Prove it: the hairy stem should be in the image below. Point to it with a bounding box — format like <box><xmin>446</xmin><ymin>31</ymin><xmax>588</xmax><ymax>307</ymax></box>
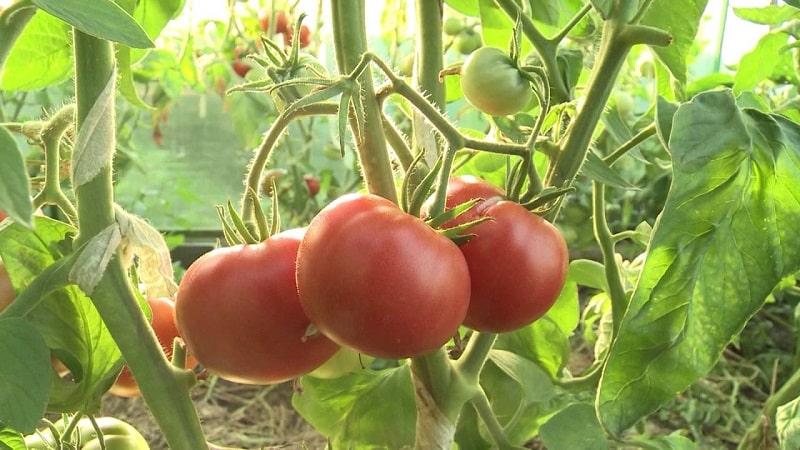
<box><xmin>72</xmin><ymin>31</ymin><xmax>206</xmax><ymax>449</ymax></box>
<box><xmin>591</xmin><ymin>181</ymin><xmax>627</xmax><ymax>336</ymax></box>
<box><xmin>331</xmin><ymin>0</ymin><xmax>397</xmax><ymax>201</ymax></box>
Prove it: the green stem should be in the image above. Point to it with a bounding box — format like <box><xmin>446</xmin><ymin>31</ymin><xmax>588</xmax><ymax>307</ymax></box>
<box><xmin>740</xmin><ymin>367</ymin><xmax>800</xmax><ymax>449</ymax></box>
<box><xmin>470</xmin><ymin>388</ymin><xmax>524</xmax><ymax>450</ymax></box>
<box><xmin>591</xmin><ymin>181</ymin><xmax>627</xmax><ymax>336</ymax></box>
<box><xmin>241</xmin><ymin>102</ymin><xmax>338</xmax><ymax>222</ymax></box>
<box><xmin>71</xmin><ymin>31</ymin><xmax>206</xmax><ymax>450</ymax></box>
<box><xmin>551</xmin><ymin>2</ymin><xmax>594</xmax><ymax>44</ymax></box>
<box><xmin>453</xmin><ymin>332</ymin><xmax>497</xmax><ymax>384</ymax></box>
<box><xmin>331</xmin><ymin>0</ymin><xmax>397</xmax><ymax>202</ymax></box>
<box><xmin>603</xmin><ymin>123</ymin><xmax>657</xmax><ymax>166</ymax></box>
<box><xmin>34</xmin><ymin>105</ymin><xmax>78</xmax><ymax>222</ymax></box>
<box><xmin>414</xmin><ymin>0</ymin><xmax>445</xmax><ymax>111</ymax></box>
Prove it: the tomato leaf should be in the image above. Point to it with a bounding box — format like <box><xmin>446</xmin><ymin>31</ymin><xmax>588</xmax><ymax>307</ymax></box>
<box><xmin>72</xmin><ymin>74</ymin><xmax>115</xmax><ymax>187</ymax></box>
<box><xmin>495</xmin><ymin>316</ymin><xmax>571</xmax><ymax>379</ymax></box>
<box><xmin>580</xmin><ymin>151</ymin><xmax>639</xmax><ymax>189</ymax></box>
<box><xmin>597</xmin><ymin>90</ymin><xmax>800</xmax><ymax>436</ymax></box>
<box><xmin>0</xmin><ymin>127</ymin><xmax>33</xmax><ymax>228</ymax></box>
<box><xmin>0</xmin><ymin>426</ymin><xmax>25</xmax><ymax>450</ymax></box>
<box><xmin>539</xmin><ymin>403</ymin><xmax>608</xmax><ymax>450</ymax></box>
<box><xmin>0</xmin><ymin>10</ymin><xmax>72</xmax><ymax>90</ymax></box>
<box><xmin>444</xmin><ymin>0</ymin><xmax>479</xmax><ymax>17</ymax></box>
<box><xmin>734</xmin><ymin>5</ymin><xmax>800</xmax><ymax>25</ymax></box>
<box><xmin>655</xmin><ymin>96</ymin><xmax>678</xmax><ymax>150</ymax></box>
<box><xmin>477</xmin><ymin>352</ymin><xmax>555</xmax><ymax>444</ymax></box>
<box><xmin>293</xmin><ymin>366</ymin><xmax>416</xmax><ymax>449</ymax></box>
<box><xmin>733</xmin><ymin>32</ymin><xmax>789</xmax><ymax>94</ymax></box>
<box><xmin>0</xmin><ymin>318</ymin><xmax>51</xmax><ymax>433</ymax></box>
<box><xmin>777</xmin><ymin>396</ymin><xmax>800</xmax><ymax>449</ymax></box>
<box><xmin>32</xmin><ymin>0</ymin><xmax>153</xmax><ymax>48</ymax></box>
<box><xmin>640</xmin><ymin>0</ymin><xmax>707</xmax><ymax>91</ymax></box>
<box><xmin>0</xmin><ymin>218</ymin><xmax>122</xmax><ymax>413</ymax></box>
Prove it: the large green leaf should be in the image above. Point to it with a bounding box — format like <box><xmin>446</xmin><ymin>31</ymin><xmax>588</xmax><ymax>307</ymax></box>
<box><xmin>0</xmin><ymin>217</ymin><xmax>122</xmax><ymax>413</ymax></box>
<box><xmin>293</xmin><ymin>366</ymin><xmax>416</xmax><ymax>449</ymax></box>
<box><xmin>0</xmin><ymin>10</ymin><xmax>72</xmax><ymax>90</ymax></box>
<box><xmin>0</xmin><ymin>426</ymin><xmax>25</xmax><ymax>450</ymax></box>
<box><xmin>597</xmin><ymin>90</ymin><xmax>800</xmax><ymax>436</ymax></box>
<box><xmin>32</xmin><ymin>0</ymin><xmax>153</xmax><ymax>48</ymax></box>
<box><xmin>640</xmin><ymin>0</ymin><xmax>708</xmax><ymax>89</ymax></box>
<box><xmin>0</xmin><ymin>127</ymin><xmax>33</xmax><ymax>228</ymax></box>
<box><xmin>733</xmin><ymin>31</ymin><xmax>789</xmax><ymax>94</ymax></box>
<box><xmin>0</xmin><ymin>318</ymin><xmax>51</xmax><ymax>433</ymax></box>
<box><xmin>734</xmin><ymin>5</ymin><xmax>800</xmax><ymax>25</ymax></box>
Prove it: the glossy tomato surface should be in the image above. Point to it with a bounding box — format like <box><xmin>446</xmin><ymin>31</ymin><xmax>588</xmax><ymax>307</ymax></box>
<box><xmin>460</xmin><ymin>200</ymin><xmax>568</xmax><ymax>333</ymax></box>
<box><xmin>460</xmin><ymin>47</ymin><xmax>532</xmax><ymax>116</ymax></box>
<box><xmin>296</xmin><ymin>194</ymin><xmax>470</xmax><ymax>359</ymax></box>
<box><xmin>109</xmin><ymin>297</ymin><xmax>197</xmax><ymax>398</ymax></box>
<box><xmin>175</xmin><ymin>229</ymin><xmax>339</xmax><ymax>384</ymax></box>
<box><xmin>423</xmin><ymin>175</ymin><xmax>504</xmax><ymax>228</ymax></box>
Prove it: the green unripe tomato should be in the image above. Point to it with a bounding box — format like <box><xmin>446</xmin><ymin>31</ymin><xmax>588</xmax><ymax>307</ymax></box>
<box><xmin>82</xmin><ymin>434</ymin><xmax>150</xmax><ymax>450</ymax></box>
<box><xmin>443</xmin><ymin>16</ymin><xmax>464</xmax><ymax>36</ymax></box>
<box><xmin>460</xmin><ymin>47</ymin><xmax>532</xmax><ymax>116</ymax></box>
<box><xmin>25</xmin><ymin>417</ymin><xmax>149</xmax><ymax>450</ymax></box>
<box><xmin>453</xmin><ymin>29</ymin><xmax>482</xmax><ymax>55</ymax></box>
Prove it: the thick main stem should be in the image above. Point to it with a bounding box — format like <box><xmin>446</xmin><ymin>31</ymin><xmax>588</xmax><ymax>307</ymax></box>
<box><xmin>331</xmin><ymin>0</ymin><xmax>397</xmax><ymax>201</ymax></box>
<box><xmin>72</xmin><ymin>32</ymin><xmax>206</xmax><ymax>449</ymax></box>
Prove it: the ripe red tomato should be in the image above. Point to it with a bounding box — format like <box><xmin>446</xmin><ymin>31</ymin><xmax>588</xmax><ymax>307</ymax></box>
<box><xmin>175</xmin><ymin>229</ymin><xmax>339</xmax><ymax>384</ymax></box>
<box><xmin>260</xmin><ymin>10</ymin><xmax>289</xmax><ymax>34</ymax></box>
<box><xmin>232</xmin><ymin>46</ymin><xmax>251</xmax><ymax>78</ymax></box>
<box><xmin>458</xmin><ymin>199</ymin><xmax>568</xmax><ymax>333</ymax></box>
<box><xmin>0</xmin><ymin>260</ymin><xmax>15</xmax><ymax>313</ymax></box>
<box><xmin>109</xmin><ymin>297</ymin><xmax>197</xmax><ymax>398</ymax></box>
<box><xmin>422</xmin><ymin>175</ymin><xmax>504</xmax><ymax>227</ymax></box>
<box><xmin>298</xmin><ymin>24</ymin><xmax>311</xmax><ymax>47</ymax></box>
<box><xmin>303</xmin><ymin>175</ymin><xmax>320</xmax><ymax>196</ymax></box>
<box><xmin>296</xmin><ymin>194</ymin><xmax>471</xmax><ymax>359</ymax></box>
<box><xmin>460</xmin><ymin>47</ymin><xmax>532</xmax><ymax>116</ymax></box>
<box><xmin>0</xmin><ymin>209</ymin><xmax>7</xmax><ymax>221</ymax></box>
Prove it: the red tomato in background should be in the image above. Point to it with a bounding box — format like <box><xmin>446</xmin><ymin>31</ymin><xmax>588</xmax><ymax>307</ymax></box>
<box><xmin>260</xmin><ymin>10</ymin><xmax>289</xmax><ymax>34</ymax></box>
<box><xmin>459</xmin><ymin>199</ymin><xmax>568</xmax><ymax>333</ymax></box>
<box><xmin>0</xmin><ymin>209</ymin><xmax>7</xmax><ymax>222</ymax></box>
<box><xmin>298</xmin><ymin>25</ymin><xmax>312</xmax><ymax>47</ymax></box>
<box><xmin>110</xmin><ymin>297</ymin><xmax>197</xmax><ymax>398</ymax></box>
<box><xmin>303</xmin><ymin>175</ymin><xmax>320</xmax><ymax>196</ymax></box>
<box><xmin>232</xmin><ymin>46</ymin><xmax>251</xmax><ymax>78</ymax></box>
<box><xmin>296</xmin><ymin>194</ymin><xmax>471</xmax><ymax>359</ymax></box>
<box><xmin>175</xmin><ymin>229</ymin><xmax>339</xmax><ymax>384</ymax></box>
<box><xmin>0</xmin><ymin>260</ymin><xmax>15</xmax><ymax>312</ymax></box>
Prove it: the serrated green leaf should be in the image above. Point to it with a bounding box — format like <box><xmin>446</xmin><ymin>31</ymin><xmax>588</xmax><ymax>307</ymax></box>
<box><xmin>733</xmin><ymin>32</ymin><xmax>789</xmax><ymax>94</ymax></box>
<box><xmin>33</xmin><ymin>0</ymin><xmax>153</xmax><ymax>48</ymax></box>
<box><xmin>0</xmin><ymin>318</ymin><xmax>51</xmax><ymax>433</ymax></box>
<box><xmin>597</xmin><ymin>90</ymin><xmax>800</xmax><ymax>436</ymax></box>
<box><xmin>0</xmin><ymin>127</ymin><xmax>33</xmax><ymax>228</ymax></box>
<box><xmin>539</xmin><ymin>403</ymin><xmax>608</xmax><ymax>450</ymax></box>
<box><xmin>569</xmin><ymin>259</ymin><xmax>608</xmax><ymax>291</ymax></box>
<box><xmin>777</xmin><ymin>396</ymin><xmax>800</xmax><ymax>449</ymax></box>
<box><xmin>495</xmin><ymin>315</ymin><xmax>571</xmax><ymax>379</ymax></box>
<box><xmin>641</xmin><ymin>0</ymin><xmax>708</xmax><ymax>88</ymax></box>
<box><xmin>0</xmin><ymin>10</ymin><xmax>72</xmax><ymax>90</ymax></box>
<box><xmin>293</xmin><ymin>366</ymin><xmax>416</xmax><ymax>449</ymax></box>
<box><xmin>733</xmin><ymin>5</ymin><xmax>800</xmax><ymax>25</ymax></box>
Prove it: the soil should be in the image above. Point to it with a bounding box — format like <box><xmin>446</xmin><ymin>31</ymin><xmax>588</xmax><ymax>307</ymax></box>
<box><xmin>101</xmin><ymin>378</ymin><xmax>327</xmax><ymax>450</ymax></box>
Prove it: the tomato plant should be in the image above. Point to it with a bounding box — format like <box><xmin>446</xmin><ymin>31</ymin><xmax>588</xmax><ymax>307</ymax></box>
<box><xmin>459</xmin><ymin>47</ymin><xmax>532</xmax><ymax>116</ymax></box>
<box><xmin>296</xmin><ymin>193</ymin><xmax>470</xmax><ymax>359</ymax></box>
<box><xmin>175</xmin><ymin>228</ymin><xmax>340</xmax><ymax>384</ymax></box>
<box><xmin>109</xmin><ymin>297</ymin><xmax>196</xmax><ymax>398</ymax></box>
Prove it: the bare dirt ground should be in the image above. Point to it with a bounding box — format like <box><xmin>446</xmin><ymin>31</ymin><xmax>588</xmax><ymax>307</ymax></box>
<box><xmin>101</xmin><ymin>378</ymin><xmax>327</xmax><ymax>450</ymax></box>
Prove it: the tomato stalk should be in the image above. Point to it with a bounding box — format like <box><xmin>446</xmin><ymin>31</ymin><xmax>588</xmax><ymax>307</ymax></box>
<box><xmin>331</xmin><ymin>0</ymin><xmax>397</xmax><ymax>202</ymax></box>
<box><xmin>591</xmin><ymin>181</ymin><xmax>628</xmax><ymax>336</ymax></box>
<box><xmin>71</xmin><ymin>31</ymin><xmax>206</xmax><ymax>449</ymax></box>
<box><xmin>34</xmin><ymin>105</ymin><xmax>78</xmax><ymax>222</ymax></box>
<box><xmin>241</xmin><ymin>102</ymin><xmax>338</xmax><ymax>224</ymax></box>
<box><xmin>542</xmin><ymin>7</ymin><xmax>670</xmax><ymax>219</ymax></box>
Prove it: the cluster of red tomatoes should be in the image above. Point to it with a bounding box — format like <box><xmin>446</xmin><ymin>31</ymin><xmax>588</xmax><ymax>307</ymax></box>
<box><xmin>232</xmin><ymin>10</ymin><xmax>313</xmax><ymax>78</ymax></box>
<box><xmin>172</xmin><ymin>176</ymin><xmax>569</xmax><ymax>385</ymax></box>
